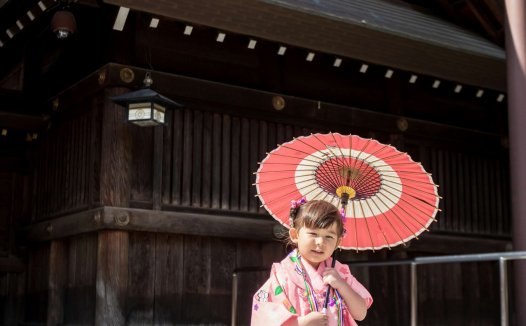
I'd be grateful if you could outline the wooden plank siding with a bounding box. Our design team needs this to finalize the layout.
[32,102,98,220]
[122,104,512,238]
[126,233,285,325]
[23,243,49,324]
[27,67,511,239]
[424,146,510,237]
[19,70,512,325]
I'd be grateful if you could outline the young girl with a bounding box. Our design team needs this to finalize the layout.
[251,199,372,326]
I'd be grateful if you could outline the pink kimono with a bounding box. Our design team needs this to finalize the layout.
[251,251,372,326]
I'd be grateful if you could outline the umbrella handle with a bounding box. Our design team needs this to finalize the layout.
[322,250,338,312]
[323,198,345,313]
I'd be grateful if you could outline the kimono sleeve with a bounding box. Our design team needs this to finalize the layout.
[251,263,298,326]
[338,263,373,309]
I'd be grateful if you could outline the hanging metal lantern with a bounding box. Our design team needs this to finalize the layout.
[110,72,182,127]
[51,8,76,40]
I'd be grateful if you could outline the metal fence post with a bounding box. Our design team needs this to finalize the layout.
[231,272,238,326]
[499,258,509,326]
[411,262,417,326]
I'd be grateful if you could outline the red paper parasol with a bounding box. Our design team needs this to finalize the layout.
[254,132,440,251]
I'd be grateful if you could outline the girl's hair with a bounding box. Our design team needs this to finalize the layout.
[290,200,344,238]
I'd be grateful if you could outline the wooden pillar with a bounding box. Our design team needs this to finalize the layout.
[95,230,129,325]
[100,88,131,207]
[96,89,131,324]
[504,1,526,325]
[47,240,68,326]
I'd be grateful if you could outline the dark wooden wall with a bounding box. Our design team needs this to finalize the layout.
[0,134,30,324]
[27,84,512,237]
[33,100,101,220]
[2,65,512,325]
[20,231,284,325]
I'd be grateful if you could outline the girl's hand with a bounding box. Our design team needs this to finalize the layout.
[322,268,368,321]
[322,267,345,290]
[297,312,328,326]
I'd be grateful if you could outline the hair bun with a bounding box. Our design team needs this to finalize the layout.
[289,197,307,227]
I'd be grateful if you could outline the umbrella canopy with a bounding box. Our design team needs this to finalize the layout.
[255,132,440,251]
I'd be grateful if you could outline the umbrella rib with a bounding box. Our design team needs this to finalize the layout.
[381,179,442,199]
[349,142,390,185]
[367,152,407,164]
[375,191,430,230]
[255,169,317,174]
[257,176,317,196]
[367,197,406,247]
[315,157,344,190]
[312,133,352,178]
[361,144,391,162]
[335,133,366,183]
[345,135,368,190]
[331,133,347,160]
[272,187,327,218]
[317,145,353,193]
[334,133,369,191]
[363,199,392,250]
[376,169,431,175]
[266,152,324,164]
[351,148,397,194]
[293,135,349,185]
[374,194,419,241]
[254,175,314,185]
[348,140,377,195]
[296,134,344,190]
[351,165,382,194]
[350,138,372,174]
[380,185,440,219]
[278,144,327,161]
[358,200,376,252]
[349,142,393,185]
[373,162,423,168]
[258,180,320,206]
[381,174,439,187]
[311,133,350,188]
[293,136,333,158]
[347,134,355,188]
[316,169,341,194]
[319,189,333,203]
[332,140,356,189]
[258,162,319,168]
[312,133,343,164]
[330,132,353,170]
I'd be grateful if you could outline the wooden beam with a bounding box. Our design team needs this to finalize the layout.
[26,208,105,241]
[25,207,511,254]
[47,63,503,152]
[102,64,501,151]
[25,207,277,242]
[0,111,46,131]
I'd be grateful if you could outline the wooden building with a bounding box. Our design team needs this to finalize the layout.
[0,0,518,325]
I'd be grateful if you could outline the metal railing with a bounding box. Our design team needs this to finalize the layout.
[231,251,526,326]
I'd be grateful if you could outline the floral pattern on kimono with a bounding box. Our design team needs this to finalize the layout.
[251,250,373,326]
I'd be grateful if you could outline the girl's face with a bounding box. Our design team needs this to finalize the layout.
[289,222,342,269]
